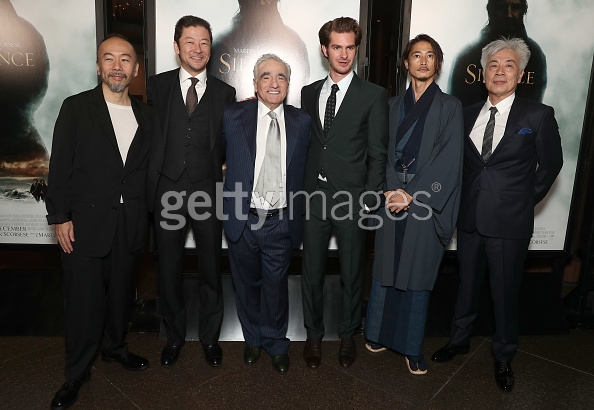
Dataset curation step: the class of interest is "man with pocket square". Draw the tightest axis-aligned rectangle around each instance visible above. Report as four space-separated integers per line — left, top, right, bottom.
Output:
431 38 562 392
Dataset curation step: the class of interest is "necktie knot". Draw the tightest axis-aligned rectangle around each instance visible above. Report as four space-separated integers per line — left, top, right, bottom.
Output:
331 84 339 94
268 111 277 120
489 106 498 116
189 77 199 86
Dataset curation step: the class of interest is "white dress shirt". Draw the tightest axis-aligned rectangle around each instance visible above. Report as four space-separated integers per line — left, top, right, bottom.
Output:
470 93 515 153
179 67 207 104
251 101 287 210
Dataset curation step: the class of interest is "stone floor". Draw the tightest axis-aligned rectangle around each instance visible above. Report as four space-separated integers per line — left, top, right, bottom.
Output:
2 330 594 409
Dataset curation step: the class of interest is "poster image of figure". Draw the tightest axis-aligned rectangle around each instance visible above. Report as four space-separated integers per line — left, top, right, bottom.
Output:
210 0 310 106
0 0 50 178
448 0 547 107
0 0 96 244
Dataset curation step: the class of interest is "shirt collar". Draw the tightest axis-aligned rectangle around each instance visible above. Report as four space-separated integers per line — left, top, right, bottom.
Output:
179 67 207 86
324 70 354 93
257 100 284 119
483 93 515 116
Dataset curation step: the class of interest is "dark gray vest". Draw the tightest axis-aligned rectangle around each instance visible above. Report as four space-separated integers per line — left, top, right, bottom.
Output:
161 86 211 182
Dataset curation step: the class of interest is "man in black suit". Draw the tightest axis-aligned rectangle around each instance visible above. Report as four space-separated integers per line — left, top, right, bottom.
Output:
46 34 152 410
432 38 563 392
300 17 389 369
222 53 310 373
146 15 236 368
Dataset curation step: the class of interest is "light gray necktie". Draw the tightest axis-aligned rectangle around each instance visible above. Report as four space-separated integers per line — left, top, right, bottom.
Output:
255 111 282 206
481 106 498 162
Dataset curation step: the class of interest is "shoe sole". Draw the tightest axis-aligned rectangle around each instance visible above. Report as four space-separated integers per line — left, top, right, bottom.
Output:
405 357 427 375
365 343 387 353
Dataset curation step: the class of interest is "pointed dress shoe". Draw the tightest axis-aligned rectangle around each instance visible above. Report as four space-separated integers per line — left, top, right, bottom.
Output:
101 350 149 371
494 360 514 392
271 354 290 374
203 342 223 367
303 337 322 368
431 343 470 363
338 336 356 368
161 344 182 367
244 345 262 364
50 369 91 410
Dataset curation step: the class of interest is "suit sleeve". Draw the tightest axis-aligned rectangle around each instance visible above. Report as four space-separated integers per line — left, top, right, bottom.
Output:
534 105 563 204
365 88 389 193
45 98 77 225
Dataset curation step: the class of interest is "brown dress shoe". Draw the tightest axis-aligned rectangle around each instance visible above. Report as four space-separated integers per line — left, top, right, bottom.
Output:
338 336 356 368
303 337 322 368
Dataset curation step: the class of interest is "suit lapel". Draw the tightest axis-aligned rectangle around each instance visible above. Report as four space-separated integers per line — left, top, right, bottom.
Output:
284 106 298 169
92 85 123 168
489 98 525 160
123 98 147 174
241 101 258 160
387 96 403 170
464 103 483 159
160 70 179 148
309 80 324 143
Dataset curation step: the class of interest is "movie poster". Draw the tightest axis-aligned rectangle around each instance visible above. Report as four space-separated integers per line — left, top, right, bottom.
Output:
0 0 97 244
409 0 594 251
155 0 361 107
154 0 361 247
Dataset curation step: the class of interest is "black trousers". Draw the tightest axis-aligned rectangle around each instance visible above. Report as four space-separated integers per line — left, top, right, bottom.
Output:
61 209 139 380
154 172 223 346
450 229 530 361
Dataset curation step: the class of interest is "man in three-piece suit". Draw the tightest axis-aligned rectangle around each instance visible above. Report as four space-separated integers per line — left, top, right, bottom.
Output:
300 17 389 369
222 54 310 374
146 15 236 368
431 38 563 392
46 34 151 410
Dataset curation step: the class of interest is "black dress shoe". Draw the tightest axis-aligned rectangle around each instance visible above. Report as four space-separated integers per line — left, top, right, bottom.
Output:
203 342 223 367
303 337 322 368
101 350 149 371
338 336 356 368
431 343 470 363
244 345 262 364
161 344 182 367
50 370 91 410
271 354 290 374
494 360 514 392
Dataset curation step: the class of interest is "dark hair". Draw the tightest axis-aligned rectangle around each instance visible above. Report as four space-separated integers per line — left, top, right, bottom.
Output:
402 34 444 75
174 15 213 45
487 0 528 19
318 17 362 47
96 33 137 63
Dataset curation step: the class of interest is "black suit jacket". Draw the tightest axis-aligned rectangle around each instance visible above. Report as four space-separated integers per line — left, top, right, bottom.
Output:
457 97 563 239
146 69 236 212
301 74 388 208
46 85 153 257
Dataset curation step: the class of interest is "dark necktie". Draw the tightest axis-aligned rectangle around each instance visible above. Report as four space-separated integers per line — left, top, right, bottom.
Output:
481 106 498 162
323 83 339 136
255 111 282 206
186 77 199 115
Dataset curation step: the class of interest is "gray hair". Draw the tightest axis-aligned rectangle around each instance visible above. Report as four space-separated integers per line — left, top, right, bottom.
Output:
480 37 531 71
253 53 291 82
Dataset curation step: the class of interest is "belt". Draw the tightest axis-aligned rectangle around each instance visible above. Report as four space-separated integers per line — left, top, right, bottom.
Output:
249 207 286 219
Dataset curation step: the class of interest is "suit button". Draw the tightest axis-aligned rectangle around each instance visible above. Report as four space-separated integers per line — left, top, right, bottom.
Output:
483 167 487 171
122 180 126 184
186 135 190 139
112 206 117 211
323 145 327 150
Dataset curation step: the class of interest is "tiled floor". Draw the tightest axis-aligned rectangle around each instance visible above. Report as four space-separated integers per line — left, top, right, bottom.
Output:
2 330 594 409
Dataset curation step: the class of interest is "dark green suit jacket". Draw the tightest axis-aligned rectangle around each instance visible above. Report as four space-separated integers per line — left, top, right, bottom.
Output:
301 73 388 213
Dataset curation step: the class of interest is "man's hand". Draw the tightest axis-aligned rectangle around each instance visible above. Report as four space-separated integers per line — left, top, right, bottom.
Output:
385 189 412 214
55 221 75 253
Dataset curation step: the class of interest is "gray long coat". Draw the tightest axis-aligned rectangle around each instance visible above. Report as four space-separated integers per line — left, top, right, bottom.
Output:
372 86 464 291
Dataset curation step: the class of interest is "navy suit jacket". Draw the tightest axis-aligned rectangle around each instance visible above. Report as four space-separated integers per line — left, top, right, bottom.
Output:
222 99 311 247
457 97 563 239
